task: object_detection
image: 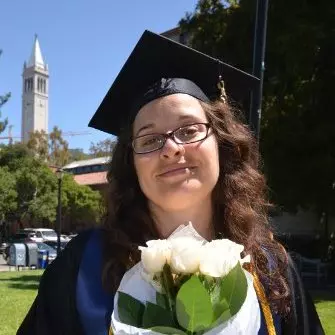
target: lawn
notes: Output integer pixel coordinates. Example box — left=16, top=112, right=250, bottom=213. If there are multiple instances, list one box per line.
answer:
left=311, top=290, right=335, bottom=335
left=0, top=270, right=334, bottom=334
left=0, top=270, right=43, bottom=335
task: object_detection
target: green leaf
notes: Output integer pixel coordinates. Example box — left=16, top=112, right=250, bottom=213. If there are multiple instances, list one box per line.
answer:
left=142, top=302, right=176, bottom=328
left=210, top=307, right=231, bottom=328
left=220, top=263, right=247, bottom=316
left=117, top=292, right=145, bottom=327
left=150, top=326, right=188, bottom=335
left=210, top=285, right=230, bottom=321
left=176, top=275, right=214, bottom=332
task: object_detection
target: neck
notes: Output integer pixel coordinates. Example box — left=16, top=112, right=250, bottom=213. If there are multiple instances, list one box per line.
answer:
left=149, top=197, right=214, bottom=241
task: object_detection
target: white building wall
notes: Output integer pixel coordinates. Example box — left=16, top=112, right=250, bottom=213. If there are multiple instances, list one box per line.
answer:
left=33, top=93, right=48, bottom=133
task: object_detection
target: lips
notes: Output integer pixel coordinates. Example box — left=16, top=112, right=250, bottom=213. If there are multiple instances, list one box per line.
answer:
left=157, top=166, right=196, bottom=177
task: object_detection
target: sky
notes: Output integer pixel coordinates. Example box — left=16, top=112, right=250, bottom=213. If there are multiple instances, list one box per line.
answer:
left=0, top=0, right=199, bottom=152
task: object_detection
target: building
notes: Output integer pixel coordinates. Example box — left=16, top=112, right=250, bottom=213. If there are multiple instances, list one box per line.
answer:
left=21, top=35, right=49, bottom=142
left=63, top=157, right=110, bottom=193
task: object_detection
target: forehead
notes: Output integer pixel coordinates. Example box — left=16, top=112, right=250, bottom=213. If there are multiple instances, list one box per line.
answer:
left=133, top=93, right=206, bottom=132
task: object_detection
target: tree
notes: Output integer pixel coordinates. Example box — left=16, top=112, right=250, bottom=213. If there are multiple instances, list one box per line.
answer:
left=0, top=142, right=104, bottom=228
left=14, top=159, right=58, bottom=225
left=0, top=143, right=57, bottom=225
left=0, top=167, right=17, bottom=222
left=179, top=0, right=335, bottom=216
left=68, top=148, right=91, bottom=162
left=0, top=50, right=10, bottom=134
left=48, top=126, right=70, bottom=166
left=26, top=130, right=49, bottom=161
left=0, top=142, right=35, bottom=170
left=61, top=174, right=104, bottom=228
left=89, top=138, right=115, bottom=158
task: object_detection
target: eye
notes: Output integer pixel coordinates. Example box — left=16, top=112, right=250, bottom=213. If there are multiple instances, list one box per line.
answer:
left=177, top=125, right=201, bottom=140
left=142, top=136, right=159, bottom=147
left=135, top=134, right=163, bottom=150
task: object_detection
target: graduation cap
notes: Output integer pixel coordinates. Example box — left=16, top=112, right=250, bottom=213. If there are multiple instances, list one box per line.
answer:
left=88, top=30, right=259, bottom=136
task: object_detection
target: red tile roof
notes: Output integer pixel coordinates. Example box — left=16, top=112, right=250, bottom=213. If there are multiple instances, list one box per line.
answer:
left=73, top=171, right=108, bottom=186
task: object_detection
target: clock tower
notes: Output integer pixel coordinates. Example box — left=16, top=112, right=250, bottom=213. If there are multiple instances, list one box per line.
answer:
left=21, top=35, right=49, bottom=142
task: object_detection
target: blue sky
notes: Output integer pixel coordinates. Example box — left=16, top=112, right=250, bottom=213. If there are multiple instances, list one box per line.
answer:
left=0, top=0, right=198, bottom=152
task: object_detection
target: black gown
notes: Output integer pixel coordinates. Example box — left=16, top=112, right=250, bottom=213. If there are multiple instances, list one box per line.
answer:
left=17, top=229, right=325, bottom=335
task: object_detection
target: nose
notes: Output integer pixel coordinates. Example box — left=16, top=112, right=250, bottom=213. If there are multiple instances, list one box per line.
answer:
left=159, top=138, right=185, bottom=160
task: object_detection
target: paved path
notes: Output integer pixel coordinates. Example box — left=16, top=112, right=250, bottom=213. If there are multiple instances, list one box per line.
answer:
left=0, top=254, right=12, bottom=272
left=0, top=254, right=39, bottom=272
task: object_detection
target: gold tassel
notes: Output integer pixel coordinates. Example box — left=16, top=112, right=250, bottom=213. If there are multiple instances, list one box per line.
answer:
left=252, top=271, right=277, bottom=335
left=217, top=75, right=227, bottom=102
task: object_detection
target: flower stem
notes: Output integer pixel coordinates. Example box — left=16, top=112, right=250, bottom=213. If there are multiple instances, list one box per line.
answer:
left=161, top=264, right=177, bottom=322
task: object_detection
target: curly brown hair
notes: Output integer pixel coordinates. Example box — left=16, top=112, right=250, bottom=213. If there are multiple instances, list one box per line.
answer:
left=101, top=99, right=290, bottom=315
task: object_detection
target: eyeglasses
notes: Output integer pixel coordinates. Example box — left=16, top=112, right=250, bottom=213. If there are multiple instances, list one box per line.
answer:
left=132, top=122, right=211, bottom=154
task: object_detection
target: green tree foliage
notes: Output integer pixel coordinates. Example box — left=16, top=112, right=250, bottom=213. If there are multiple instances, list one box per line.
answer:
left=26, top=130, right=49, bottom=161
left=0, top=143, right=104, bottom=228
left=15, top=164, right=58, bottom=225
left=61, top=174, right=104, bottom=226
left=180, top=0, right=335, bottom=215
left=0, top=50, right=10, bottom=134
left=0, top=167, right=17, bottom=221
left=48, top=126, right=70, bottom=166
left=0, top=143, right=37, bottom=171
left=89, top=138, right=115, bottom=158
left=68, top=148, right=91, bottom=162
left=27, top=127, right=70, bottom=166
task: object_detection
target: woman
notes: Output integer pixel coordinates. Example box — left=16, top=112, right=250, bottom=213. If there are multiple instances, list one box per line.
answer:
left=18, top=31, right=324, bottom=335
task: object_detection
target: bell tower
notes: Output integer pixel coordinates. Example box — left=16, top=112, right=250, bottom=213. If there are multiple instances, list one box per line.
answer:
left=21, top=34, right=49, bottom=142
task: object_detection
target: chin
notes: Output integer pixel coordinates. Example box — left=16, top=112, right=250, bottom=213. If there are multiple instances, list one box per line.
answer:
left=152, top=185, right=208, bottom=209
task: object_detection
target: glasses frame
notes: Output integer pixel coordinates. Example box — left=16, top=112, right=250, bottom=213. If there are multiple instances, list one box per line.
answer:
left=132, top=122, right=211, bottom=154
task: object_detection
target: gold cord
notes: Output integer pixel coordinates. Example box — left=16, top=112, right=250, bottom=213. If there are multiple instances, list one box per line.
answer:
left=217, top=76, right=227, bottom=102
left=252, top=271, right=277, bottom=335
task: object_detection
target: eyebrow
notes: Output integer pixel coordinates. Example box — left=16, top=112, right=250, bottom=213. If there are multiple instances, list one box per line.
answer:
left=135, top=115, right=201, bottom=137
left=135, top=123, right=155, bottom=137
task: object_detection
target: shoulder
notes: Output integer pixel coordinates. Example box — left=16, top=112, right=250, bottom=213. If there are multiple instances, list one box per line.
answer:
left=42, top=228, right=100, bottom=282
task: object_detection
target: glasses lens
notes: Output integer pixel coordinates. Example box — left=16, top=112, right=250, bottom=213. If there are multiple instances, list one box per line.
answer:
left=174, top=124, right=207, bottom=143
left=133, top=134, right=164, bottom=153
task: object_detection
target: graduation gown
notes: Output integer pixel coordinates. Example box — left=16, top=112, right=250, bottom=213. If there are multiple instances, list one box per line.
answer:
left=17, top=229, right=325, bottom=335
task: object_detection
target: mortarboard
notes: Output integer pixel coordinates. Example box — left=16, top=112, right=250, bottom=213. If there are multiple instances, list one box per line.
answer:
left=88, top=30, right=259, bottom=136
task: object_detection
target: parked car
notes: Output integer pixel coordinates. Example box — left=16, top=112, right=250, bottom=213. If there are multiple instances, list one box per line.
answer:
left=0, top=242, right=9, bottom=254
left=44, top=240, right=68, bottom=251
left=36, top=242, right=57, bottom=263
left=24, top=228, right=66, bottom=243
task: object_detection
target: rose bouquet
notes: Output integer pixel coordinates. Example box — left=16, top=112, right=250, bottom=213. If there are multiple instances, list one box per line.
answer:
left=110, top=223, right=260, bottom=335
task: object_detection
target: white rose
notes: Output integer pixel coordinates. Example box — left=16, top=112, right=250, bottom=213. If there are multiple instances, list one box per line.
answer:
left=170, top=237, right=203, bottom=274
left=138, top=239, right=171, bottom=274
left=199, top=239, right=249, bottom=277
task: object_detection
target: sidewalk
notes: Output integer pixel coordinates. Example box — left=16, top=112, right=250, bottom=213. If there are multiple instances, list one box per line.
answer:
left=0, top=254, right=20, bottom=272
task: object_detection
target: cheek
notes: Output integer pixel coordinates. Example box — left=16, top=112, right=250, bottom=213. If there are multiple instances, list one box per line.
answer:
left=133, top=154, right=155, bottom=191
left=197, top=139, right=220, bottom=188
left=200, top=138, right=220, bottom=171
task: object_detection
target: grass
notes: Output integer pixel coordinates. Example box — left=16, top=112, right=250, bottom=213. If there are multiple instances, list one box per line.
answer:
left=0, top=270, right=334, bottom=334
left=311, top=290, right=335, bottom=335
left=0, top=270, right=43, bottom=335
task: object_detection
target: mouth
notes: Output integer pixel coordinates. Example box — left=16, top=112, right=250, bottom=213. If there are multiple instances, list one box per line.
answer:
left=157, top=166, right=196, bottom=178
